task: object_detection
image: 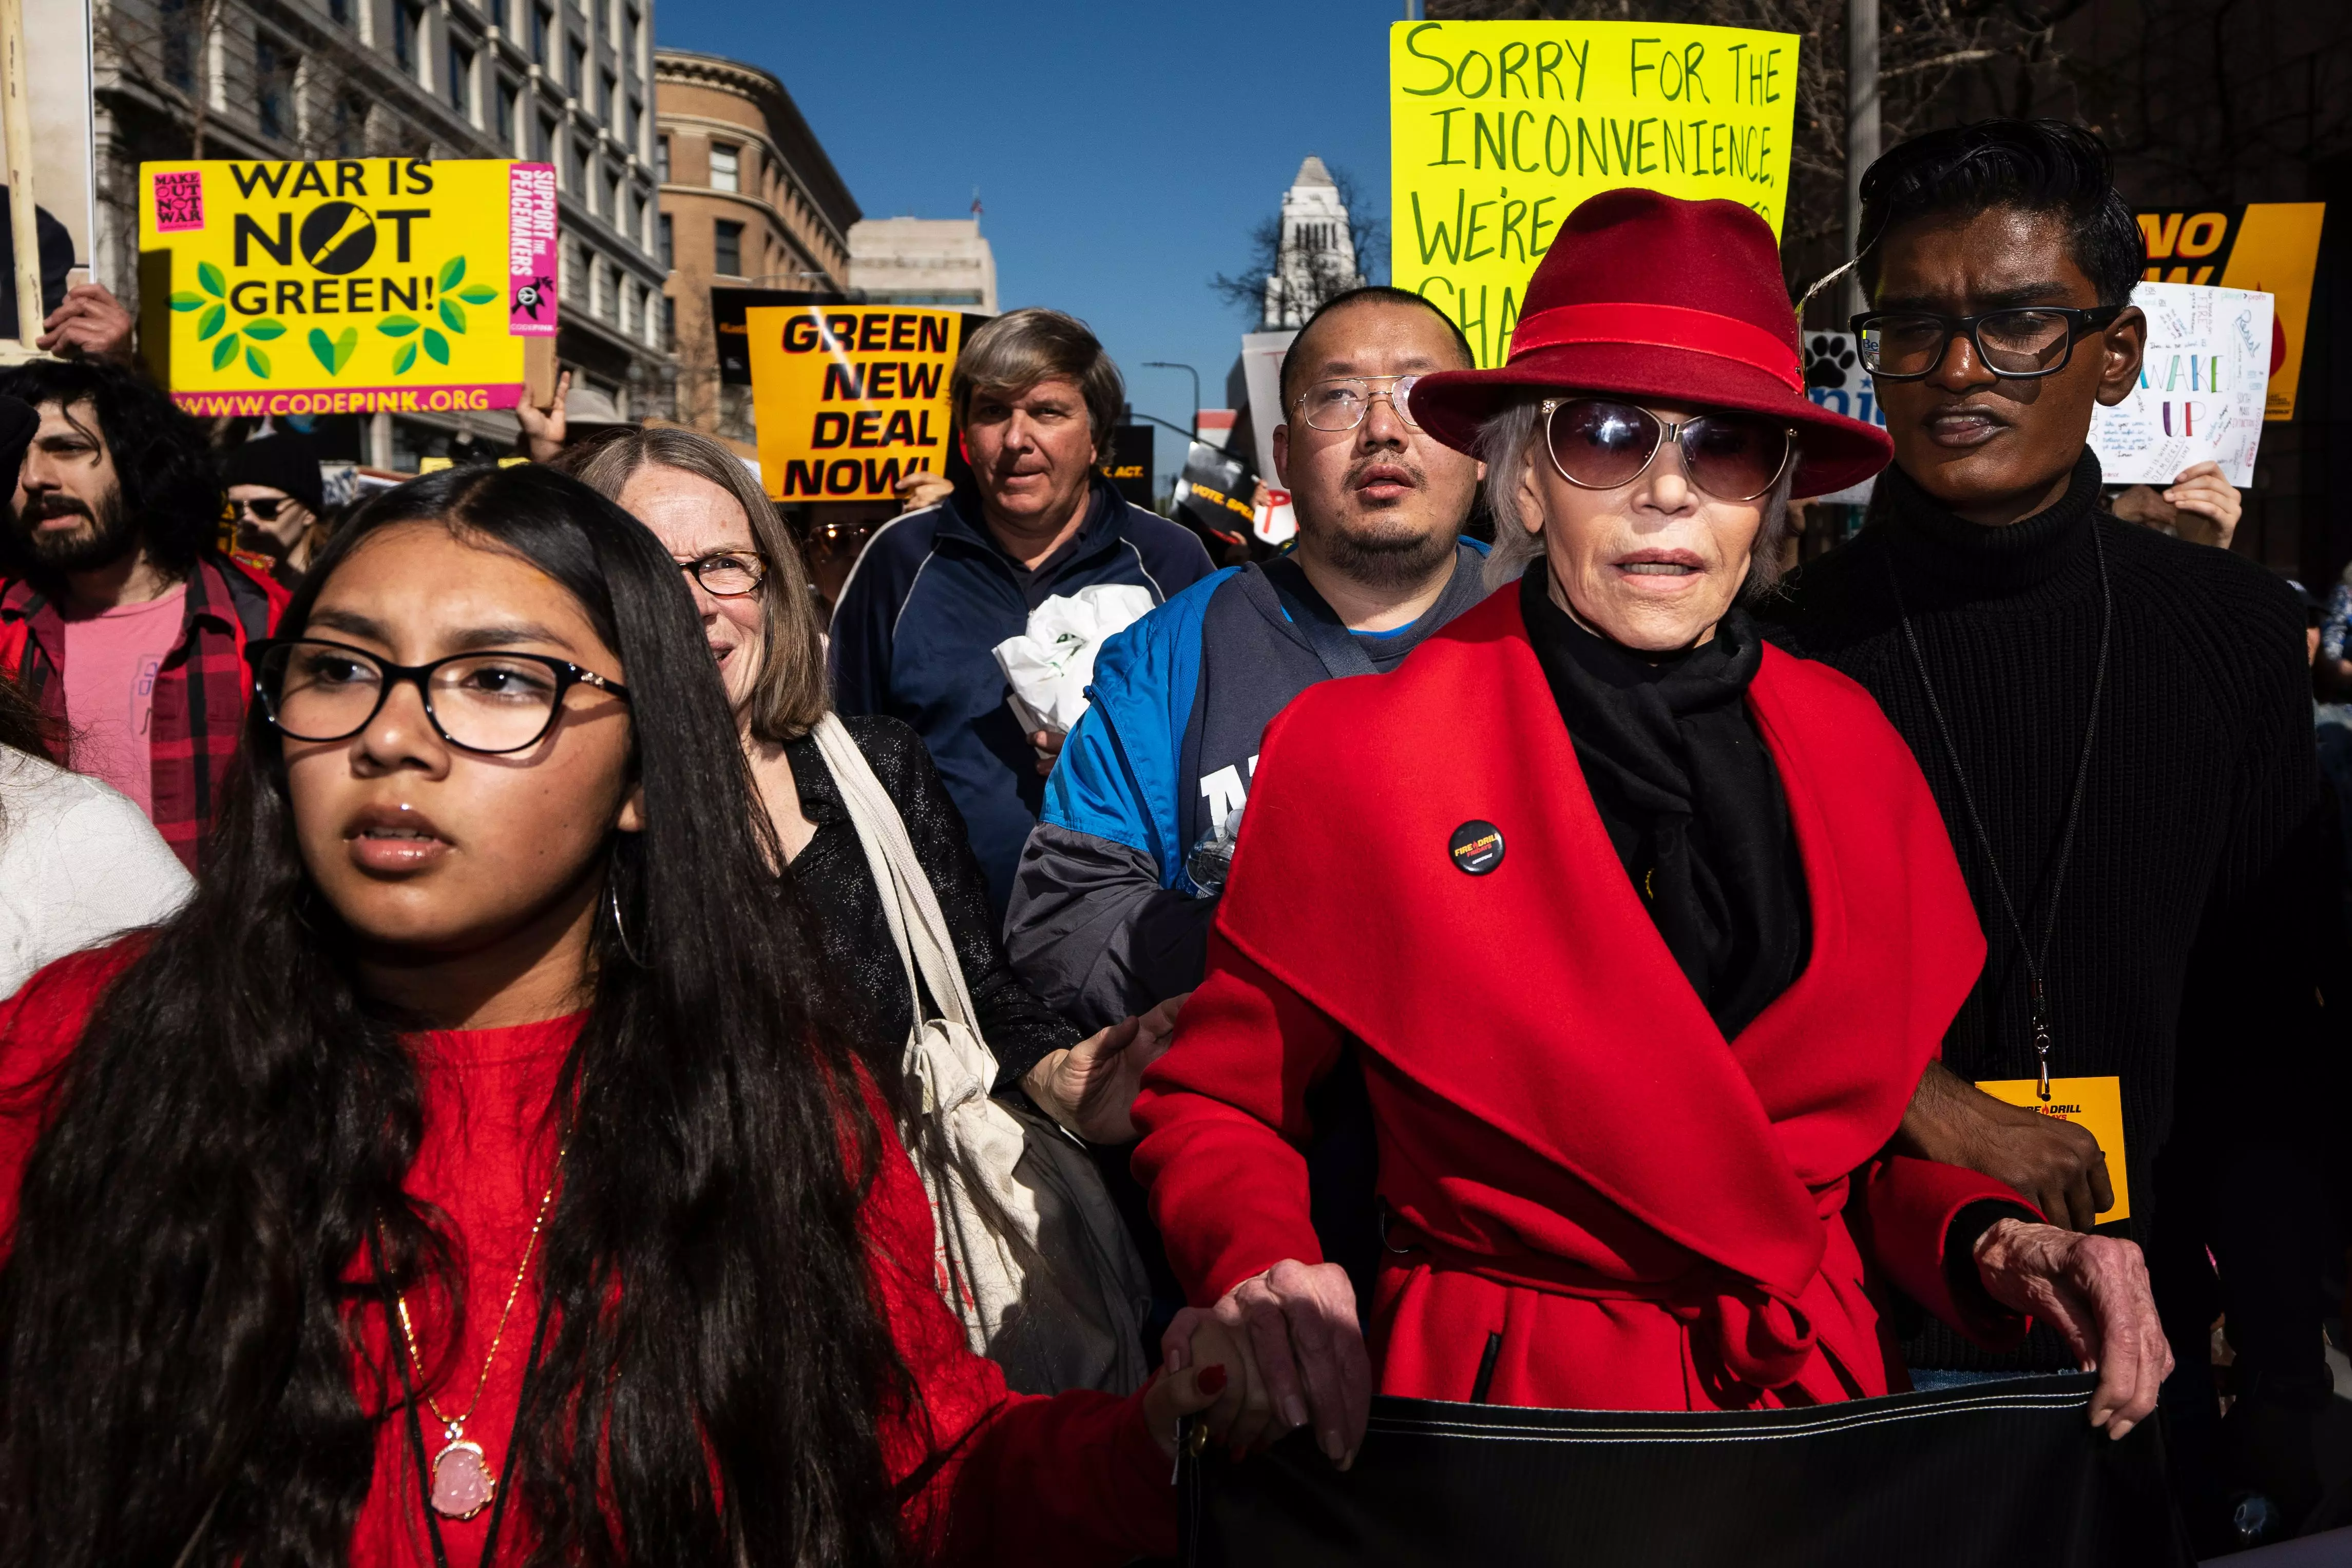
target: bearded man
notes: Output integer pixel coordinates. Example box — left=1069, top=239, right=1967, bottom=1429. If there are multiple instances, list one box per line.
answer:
left=0, top=360, right=286, bottom=869
left=1005, top=286, right=1488, bottom=1030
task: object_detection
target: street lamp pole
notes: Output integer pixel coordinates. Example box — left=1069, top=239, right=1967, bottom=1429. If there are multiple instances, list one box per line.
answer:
left=1142, top=361, right=1201, bottom=439
left=1844, top=0, right=1880, bottom=320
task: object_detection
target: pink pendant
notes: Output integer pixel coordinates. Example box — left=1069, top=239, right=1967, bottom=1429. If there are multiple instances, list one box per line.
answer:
left=429, top=1438, right=496, bottom=1520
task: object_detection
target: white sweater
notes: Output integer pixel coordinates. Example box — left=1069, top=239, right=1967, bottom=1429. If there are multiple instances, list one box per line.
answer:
left=0, top=745, right=194, bottom=999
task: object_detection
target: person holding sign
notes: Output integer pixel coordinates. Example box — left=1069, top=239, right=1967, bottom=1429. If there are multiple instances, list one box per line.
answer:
left=1135, top=189, right=2169, bottom=1465
left=1759, top=120, right=2330, bottom=1546
left=829, top=309, right=1214, bottom=922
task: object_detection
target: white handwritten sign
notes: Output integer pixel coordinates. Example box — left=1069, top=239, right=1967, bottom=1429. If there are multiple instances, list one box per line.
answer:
left=2089, top=281, right=2272, bottom=487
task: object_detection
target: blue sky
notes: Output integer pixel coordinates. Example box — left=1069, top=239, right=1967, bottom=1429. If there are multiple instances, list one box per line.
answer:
left=655, top=0, right=1405, bottom=493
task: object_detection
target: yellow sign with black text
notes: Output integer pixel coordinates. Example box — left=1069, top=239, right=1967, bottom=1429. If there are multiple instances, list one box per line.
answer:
left=1391, top=20, right=1799, bottom=367
left=138, top=159, right=559, bottom=417
left=1975, top=1076, right=2131, bottom=1225
left=747, top=305, right=965, bottom=503
left=2135, top=203, right=2326, bottom=420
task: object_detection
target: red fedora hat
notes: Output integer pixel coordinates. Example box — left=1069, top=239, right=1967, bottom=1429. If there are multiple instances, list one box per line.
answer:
left=1409, top=188, right=1890, bottom=499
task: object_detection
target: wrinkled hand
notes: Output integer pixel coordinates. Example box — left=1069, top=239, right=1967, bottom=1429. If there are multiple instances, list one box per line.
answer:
left=1028, top=727, right=1066, bottom=777
left=896, top=469, right=953, bottom=513
left=1020, top=991, right=1187, bottom=1144
left=1897, top=1062, right=2114, bottom=1231
left=517, top=369, right=571, bottom=462
left=1143, top=1310, right=1245, bottom=1460
left=1165, top=1259, right=1370, bottom=1468
left=37, top=283, right=135, bottom=362
left=1973, top=1218, right=2171, bottom=1438
left=2111, top=461, right=2242, bottom=548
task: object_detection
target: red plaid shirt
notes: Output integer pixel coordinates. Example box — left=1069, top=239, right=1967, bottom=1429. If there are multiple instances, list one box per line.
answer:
left=0, top=556, right=289, bottom=870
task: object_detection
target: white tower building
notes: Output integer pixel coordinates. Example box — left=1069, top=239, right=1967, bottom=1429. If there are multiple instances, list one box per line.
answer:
left=1261, top=155, right=1363, bottom=330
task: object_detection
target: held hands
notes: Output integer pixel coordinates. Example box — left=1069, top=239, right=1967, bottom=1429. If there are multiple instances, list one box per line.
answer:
left=1163, top=1258, right=1371, bottom=1470
left=1143, top=1311, right=1248, bottom=1459
left=37, top=283, right=135, bottom=363
left=2110, top=461, right=2242, bottom=548
left=1021, top=991, right=1189, bottom=1143
left=1973, top=1218, right=2171, bottom=1438
left=516, top=369, right=572, bottom=463
left=1898, top=1063, right=2114, bottom=1231
left=896, top=469, right=954, bottom=513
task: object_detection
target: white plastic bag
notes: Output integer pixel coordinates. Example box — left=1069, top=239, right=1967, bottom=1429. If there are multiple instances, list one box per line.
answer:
left=991, top=584, right=1156, bottom=738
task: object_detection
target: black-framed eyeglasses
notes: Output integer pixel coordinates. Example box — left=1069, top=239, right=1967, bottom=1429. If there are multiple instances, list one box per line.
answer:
left=1849, top=305, right=2125, bottom=381
left=248, top=638, right=629, bottom=755
left=235, top=495, right=287, bottom=521
left=1293, top=374, right=1425, bottom=432
left=676, top=552, right=766, bottom=598
left=1538, top=399, right=1795, bottom=503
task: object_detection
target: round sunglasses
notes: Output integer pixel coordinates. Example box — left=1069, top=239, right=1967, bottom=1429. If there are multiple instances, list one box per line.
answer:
left=1540, top=399, right=1795, bottom=503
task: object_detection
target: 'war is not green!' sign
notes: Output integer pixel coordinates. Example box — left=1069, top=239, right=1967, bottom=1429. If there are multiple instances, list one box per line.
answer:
left=139, top=159, right=560, bottom=416
left=1391, top=20, right=1799, bottom=367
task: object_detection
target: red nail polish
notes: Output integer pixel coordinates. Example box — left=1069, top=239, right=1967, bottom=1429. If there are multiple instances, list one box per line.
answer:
left=1200, top=1364, right=1228, bottom=1395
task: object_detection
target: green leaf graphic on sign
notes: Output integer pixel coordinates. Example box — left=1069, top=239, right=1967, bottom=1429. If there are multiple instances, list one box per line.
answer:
left=197, top=262, right=226, bottom=299
left=455, top=285, right=498, bottom=305
left=244, top=318, right=286, bottom=341
left=422, top=328, right=450, bottom=366
left=196, top=304, right=225, bottom=341
left=437, top=257, right=465, bottom=293
left=309, top=328, right=339, bottom=373
left=392, top=339, right=418, bottom=375
left=439, top=300, right=467, bottom=335
left=211, top=333, right=241, bottom=370
left=378, top=315, right=420, bottom=337
left=332, top=328, right=358, bottom=372
left=170, top=292, right=206, bottom=312
left=245, top=347, right=271, bottom=378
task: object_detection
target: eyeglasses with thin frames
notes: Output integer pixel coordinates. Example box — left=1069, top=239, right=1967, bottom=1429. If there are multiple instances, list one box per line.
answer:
left=248, top=638, right=630, bottom=755
left=675, top=552, right=766, bottom=598
left=1293, top=374, right=1425, bottom=433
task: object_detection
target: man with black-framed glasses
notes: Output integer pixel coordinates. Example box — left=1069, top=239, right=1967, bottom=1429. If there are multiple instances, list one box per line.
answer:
left=1761, top=118, right=2330, bottom=1550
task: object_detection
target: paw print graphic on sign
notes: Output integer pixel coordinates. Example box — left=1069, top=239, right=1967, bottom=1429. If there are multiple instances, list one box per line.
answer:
left=1804, top=334, right=1857, bottom=390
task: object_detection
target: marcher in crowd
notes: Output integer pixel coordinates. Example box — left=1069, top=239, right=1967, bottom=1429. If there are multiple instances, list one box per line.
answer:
left=1758, top=120, right=2330, bottom=1548
left=1134, top=190, right=2169, bottom=1465
left=225, top=427, right=329, bottom=585
left=1004, top=285, right=1489, bottom=1031
left=0, top=358, right=288, bottom=869
left=568, top=427, right=1174, bottom=1147
left=828, top=309, right=1216, bottom=921
left=0, top=463, right=1235, bottom=1566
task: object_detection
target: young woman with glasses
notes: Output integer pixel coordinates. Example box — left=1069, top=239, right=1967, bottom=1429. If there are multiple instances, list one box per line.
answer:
left=0, top=464, right=1232, bottom=1566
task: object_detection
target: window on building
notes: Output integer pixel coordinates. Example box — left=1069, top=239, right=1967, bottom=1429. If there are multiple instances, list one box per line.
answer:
left=662, top=294, right=675, bottom=350
left=531, top=2, right=550, bottom=62
left=329, top=0, right=349, bottom=24
left=709, top=142, right=738, bottom=194
left=538, top=113, right=558, bottom=165
left=394, top=2, right=420, bottom=72
left=605, top=170, right=620, bottom=223
left=574, top=140, right=593, bottom=201
left=256, top=39, right=296, bottom=140
left=496, top=78, right=518, bottom=152
left=623, top=95, right=639, bottom=149
left=488, top=0, right=507, bottom=29
left=568, top=40, right=586, bottom=95
left=713, top=219, right=742, bottom=277
left=658, top=212, right=672, bottom=268
left=561, top=240, right=580, bottom=300
left=333, top=95, right=366, bottom=157
left=655, top=135, right=669, bottom=182
left=627, top=7, right=641, bottom=65
left=599, top=70, right=615, bottom=121
left=449, top=36, right=473, bottom=117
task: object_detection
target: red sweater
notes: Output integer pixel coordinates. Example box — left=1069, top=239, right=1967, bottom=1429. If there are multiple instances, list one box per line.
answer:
left=0, top=945, right=1172, bottom=1566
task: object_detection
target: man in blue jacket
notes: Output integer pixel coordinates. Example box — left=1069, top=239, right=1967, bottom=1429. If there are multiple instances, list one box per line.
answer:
left=829, top=308, right=1214, bottom=920
left=1005, top=287, right=1489, bottom=1029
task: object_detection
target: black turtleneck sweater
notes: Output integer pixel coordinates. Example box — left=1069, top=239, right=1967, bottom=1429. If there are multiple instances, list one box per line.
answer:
left=1761, top=452, right=2331, bottom=1378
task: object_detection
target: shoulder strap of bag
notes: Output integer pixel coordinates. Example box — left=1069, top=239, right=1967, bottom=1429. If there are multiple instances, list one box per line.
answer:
left=808, top=715, right=981, bottom=1037
left=1252, top=557, right=1380, bottom=679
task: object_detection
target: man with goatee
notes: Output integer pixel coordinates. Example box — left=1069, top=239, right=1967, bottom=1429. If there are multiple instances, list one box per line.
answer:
left=0, top=361, right=286, bottom=869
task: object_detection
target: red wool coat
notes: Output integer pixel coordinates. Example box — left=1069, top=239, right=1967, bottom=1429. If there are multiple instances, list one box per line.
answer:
left=1132, top=589, right=2031, bottom=1411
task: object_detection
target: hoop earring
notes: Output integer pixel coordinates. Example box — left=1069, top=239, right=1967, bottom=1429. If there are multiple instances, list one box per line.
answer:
left=607, top=879, right=645, bottom=967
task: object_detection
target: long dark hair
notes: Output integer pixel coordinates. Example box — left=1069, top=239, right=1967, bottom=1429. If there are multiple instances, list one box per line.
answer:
left=0, top=465, right=911, bottom=1566
left=0, top=358, right=224, bottom=579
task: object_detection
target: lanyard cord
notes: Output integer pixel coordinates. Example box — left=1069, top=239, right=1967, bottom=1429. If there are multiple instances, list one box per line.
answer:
left=1883, top=513, right=2113, bottom=1101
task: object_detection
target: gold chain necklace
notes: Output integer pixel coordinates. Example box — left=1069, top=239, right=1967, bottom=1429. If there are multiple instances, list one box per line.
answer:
left=392, top=1145, right=565, bottom=1522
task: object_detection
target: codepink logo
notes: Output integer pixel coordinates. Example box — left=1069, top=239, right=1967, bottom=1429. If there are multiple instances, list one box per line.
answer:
left=152, top=170, right=205, bottom=234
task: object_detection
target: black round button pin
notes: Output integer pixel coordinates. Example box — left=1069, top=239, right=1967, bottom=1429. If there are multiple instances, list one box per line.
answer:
left=1449, top=819, right=1504, bottom=875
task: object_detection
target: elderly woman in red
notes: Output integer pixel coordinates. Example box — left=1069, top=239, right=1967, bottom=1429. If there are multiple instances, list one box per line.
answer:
left=1135, top=190, right=2169, bottom=1470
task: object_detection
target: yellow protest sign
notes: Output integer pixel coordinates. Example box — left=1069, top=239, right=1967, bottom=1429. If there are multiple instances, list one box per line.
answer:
left=2136, top=203, right=2326, bottom=420
left=1391, top=20, right=1800, bottom=367
left=1975, top=1076, right=2132, bottom=1225
left=137, top=159, right=560, bottom=417
left=747, top=305, right=965, bottom=502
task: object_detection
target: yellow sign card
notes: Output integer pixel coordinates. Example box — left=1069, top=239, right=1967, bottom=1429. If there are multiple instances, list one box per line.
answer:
left=746, top=305, right=964, bottom=503
left=1391, top=20, right=1800, bottom=367
left=138, top=159, right=554, bottom=416
left=1974, top=1076, right=2131, bottom=1224
left=2136, top=203, right=2326, bottom=420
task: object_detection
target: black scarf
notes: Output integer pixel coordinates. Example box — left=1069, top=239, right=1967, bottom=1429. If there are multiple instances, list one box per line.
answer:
left=1521, top=564, right=1810, bottom=1040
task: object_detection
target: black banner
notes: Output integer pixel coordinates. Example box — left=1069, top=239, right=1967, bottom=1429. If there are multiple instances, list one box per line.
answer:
left=1181, top=1378, right=2189, bottom=1568
left=1175, top=440, right=1256, bottom=547
left=712, top=288, right=849, bottom=385
left=1096, top=424, right=1154, bottom=506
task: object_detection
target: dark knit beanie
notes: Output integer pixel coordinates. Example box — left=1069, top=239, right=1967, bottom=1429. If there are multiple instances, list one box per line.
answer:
left=224, top=430, right=326, bottom=515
